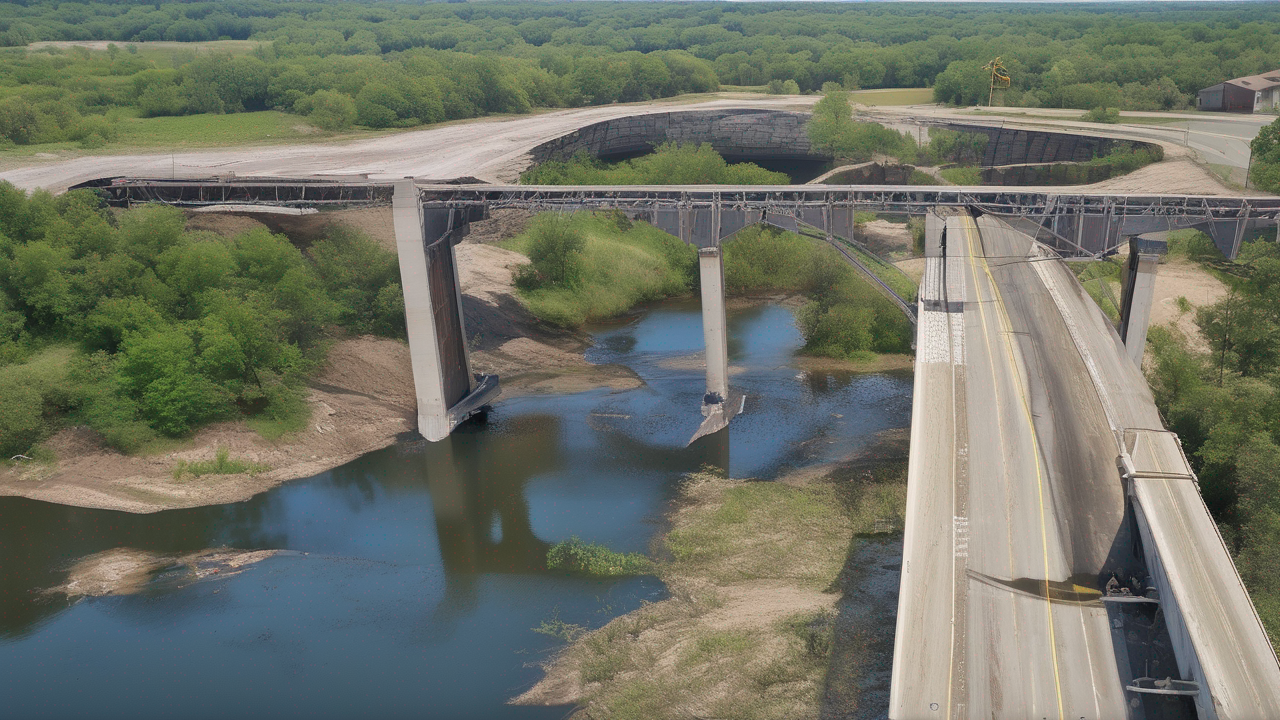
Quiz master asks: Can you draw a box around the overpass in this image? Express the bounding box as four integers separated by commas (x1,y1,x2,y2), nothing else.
74,176,1280,717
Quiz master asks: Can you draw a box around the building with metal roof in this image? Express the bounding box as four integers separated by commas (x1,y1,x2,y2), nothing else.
1198,70,1280,113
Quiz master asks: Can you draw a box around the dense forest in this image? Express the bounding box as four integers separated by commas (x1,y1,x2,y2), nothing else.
0,1,1278,147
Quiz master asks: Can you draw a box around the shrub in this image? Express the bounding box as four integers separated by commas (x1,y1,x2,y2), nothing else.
521,143,787,186
1083,106,1120,124
508,212,696,326
807,91,913,163
766,79,800,95
546,537,651,577
136,83,185,117
521,213,587,289
940,166,982,185
310,225,403,335
296,89,356,131
908,216,926,255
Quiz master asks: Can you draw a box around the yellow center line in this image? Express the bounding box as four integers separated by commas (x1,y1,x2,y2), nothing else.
960,219,1025,709
963,216,1066,720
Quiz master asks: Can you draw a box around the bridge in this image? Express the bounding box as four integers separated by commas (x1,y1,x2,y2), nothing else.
76,175,1280,718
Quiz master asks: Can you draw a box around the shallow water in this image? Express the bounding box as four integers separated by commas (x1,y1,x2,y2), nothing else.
0,301,911,720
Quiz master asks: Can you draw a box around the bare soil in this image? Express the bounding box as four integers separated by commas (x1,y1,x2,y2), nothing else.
0,213,639,513
860,219,913,259
894,257,926,284
1148,258,1229,354
46,547,282,598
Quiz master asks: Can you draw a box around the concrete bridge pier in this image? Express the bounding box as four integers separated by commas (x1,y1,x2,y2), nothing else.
1119,237,1161,367
699,246,730,412
393,180,499,441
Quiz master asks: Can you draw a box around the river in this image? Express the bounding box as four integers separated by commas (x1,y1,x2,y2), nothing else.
0,300,912,719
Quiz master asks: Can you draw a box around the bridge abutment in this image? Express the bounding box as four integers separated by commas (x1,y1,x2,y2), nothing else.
1119,237,1161,367
393,180,499,441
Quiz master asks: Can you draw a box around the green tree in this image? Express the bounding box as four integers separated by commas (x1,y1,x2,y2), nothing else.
115,327,230,435
1250,118,1280,193
520,214,586,289
296,89,356,131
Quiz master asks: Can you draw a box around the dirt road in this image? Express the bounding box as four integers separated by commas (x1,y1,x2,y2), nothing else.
0,95,816,193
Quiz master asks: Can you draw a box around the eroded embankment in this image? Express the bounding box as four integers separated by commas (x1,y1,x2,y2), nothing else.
514,428,909,720
0,209,640,514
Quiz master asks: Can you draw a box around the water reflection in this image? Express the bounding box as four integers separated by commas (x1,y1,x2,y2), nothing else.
0,300,909,719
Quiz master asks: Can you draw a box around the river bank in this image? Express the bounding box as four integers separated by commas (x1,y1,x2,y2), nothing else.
514,427,909,719
0,209,642,514
0,207,913,515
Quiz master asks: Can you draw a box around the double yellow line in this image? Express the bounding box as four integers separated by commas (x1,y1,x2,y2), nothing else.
960,215,1066,720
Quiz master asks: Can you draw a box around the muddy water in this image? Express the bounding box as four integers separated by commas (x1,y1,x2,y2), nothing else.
0,301,912,720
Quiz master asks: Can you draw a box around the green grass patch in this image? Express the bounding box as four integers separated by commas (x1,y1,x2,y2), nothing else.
841,239,918,303
504,212,696,327
680,630,756,668
940,166,982,185
114,111,327,149
172,446,269,480
665,481,851,587
847,87,934,106
547,537,652,577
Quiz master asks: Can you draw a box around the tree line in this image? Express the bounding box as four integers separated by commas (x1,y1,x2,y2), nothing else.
2,2,1279,147
0,186,404,457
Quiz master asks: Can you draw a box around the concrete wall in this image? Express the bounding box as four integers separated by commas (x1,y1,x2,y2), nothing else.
529,109,823,164
931,123,1160,168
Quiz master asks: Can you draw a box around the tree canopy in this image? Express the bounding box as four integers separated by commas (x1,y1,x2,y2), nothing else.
0,2,1277,147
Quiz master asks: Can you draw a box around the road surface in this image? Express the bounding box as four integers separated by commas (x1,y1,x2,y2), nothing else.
892,212,1280,718
0,96,819,193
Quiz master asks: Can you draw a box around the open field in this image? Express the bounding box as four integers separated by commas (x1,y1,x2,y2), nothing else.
848,88,934,106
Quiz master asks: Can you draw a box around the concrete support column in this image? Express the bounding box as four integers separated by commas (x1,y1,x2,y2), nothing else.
393,179,452,440
1119,237,1160,368
698,246,729,413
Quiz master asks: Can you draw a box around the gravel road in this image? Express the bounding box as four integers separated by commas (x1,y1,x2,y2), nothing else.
0,95,816,193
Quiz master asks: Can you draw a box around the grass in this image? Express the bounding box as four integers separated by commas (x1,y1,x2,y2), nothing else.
530,449,909,719
546,537,652,577
0,110,358,159
664,479,853,586
847,87,934,106
503,213,696,327
940,166,982,185
841,238,918,303
171,446,269,481
114,111,328,149
1072,258,1125,323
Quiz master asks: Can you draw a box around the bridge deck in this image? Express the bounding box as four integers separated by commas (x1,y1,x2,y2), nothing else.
891,214,1280,719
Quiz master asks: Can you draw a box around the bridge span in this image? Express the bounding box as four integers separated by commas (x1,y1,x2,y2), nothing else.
73,176,1280,716
894,212,1280,719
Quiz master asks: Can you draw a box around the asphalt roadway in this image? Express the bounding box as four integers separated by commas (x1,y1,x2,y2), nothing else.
891,213,1280,719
